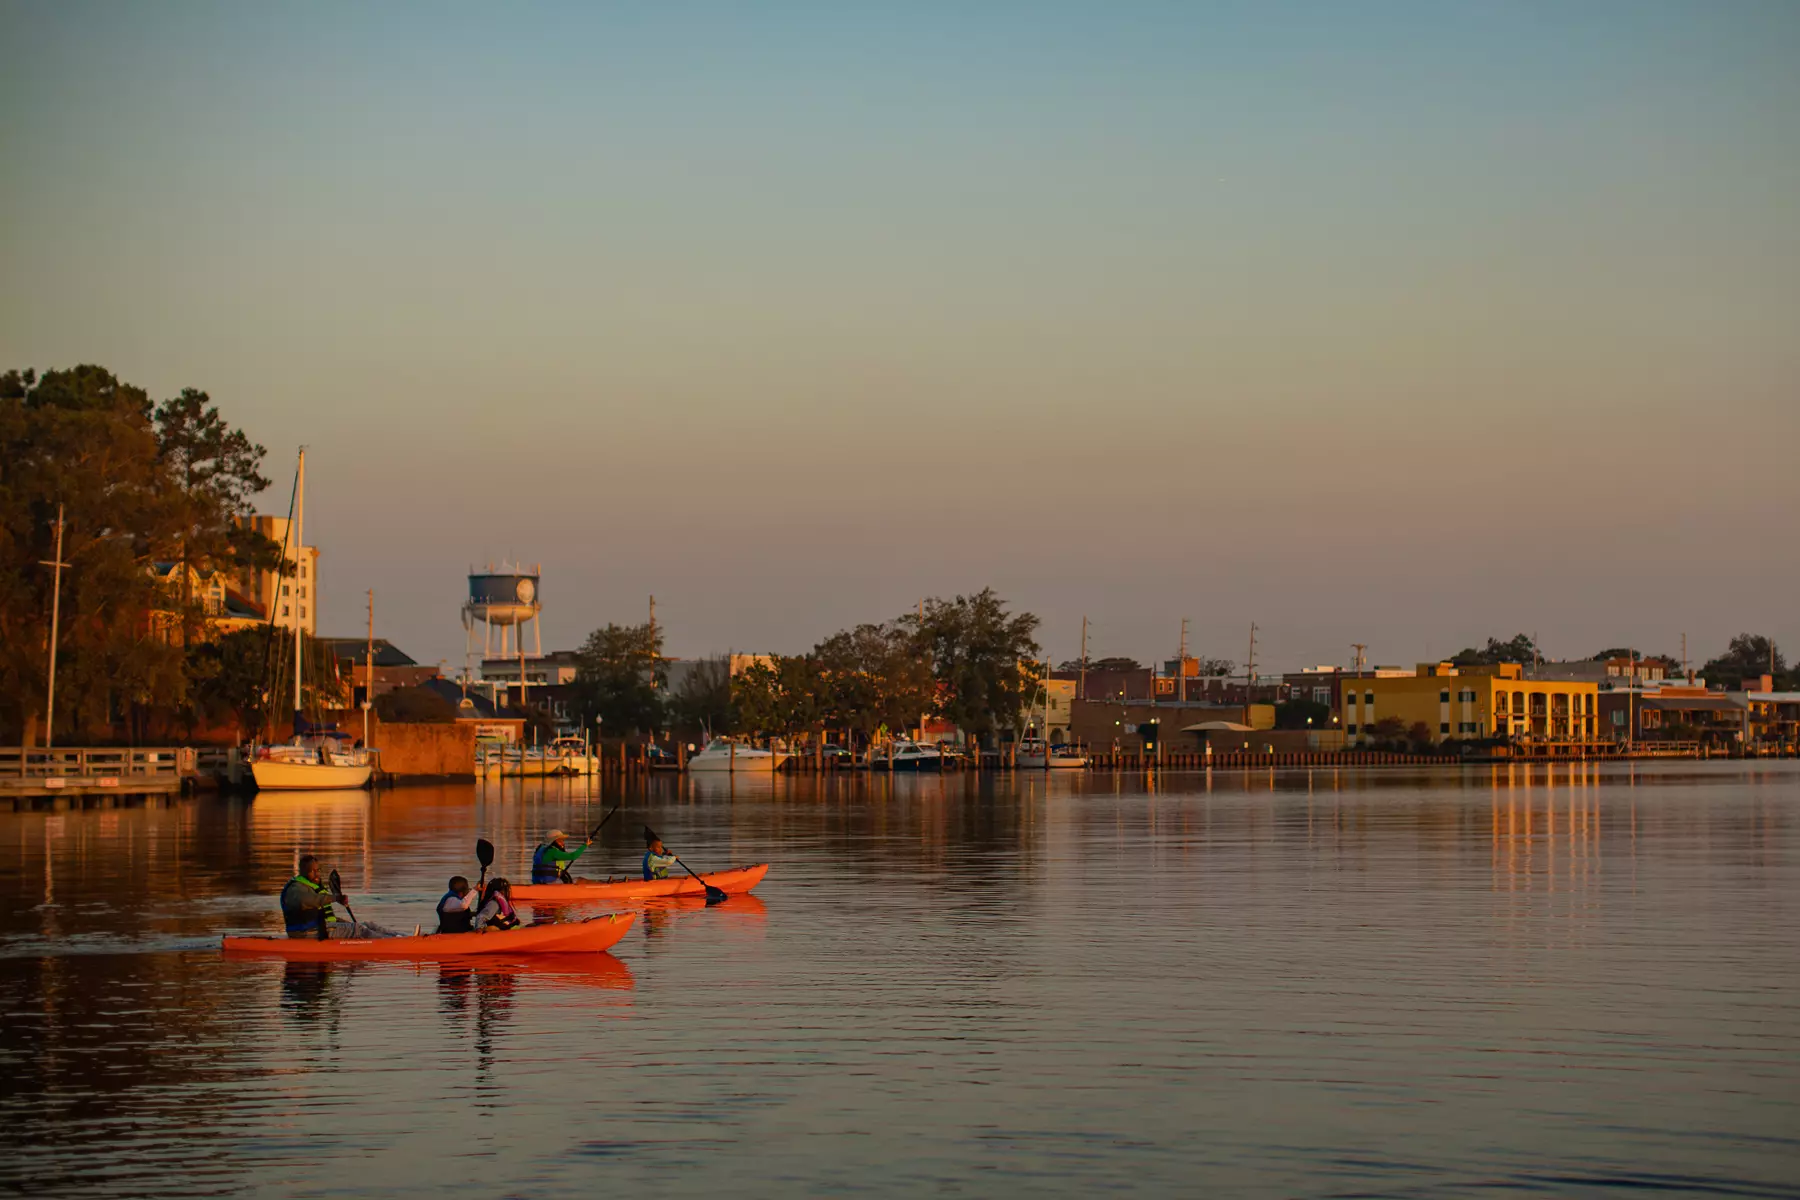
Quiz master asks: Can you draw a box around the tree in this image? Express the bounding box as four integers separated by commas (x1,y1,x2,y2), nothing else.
572,622,664,736
668,656,734,736
1367,716,1406,748
812,622,936,743
181,626,279,739
916,588,1040,741
1591,648,1681,673
1451,634,1538,667
1407,721,1435,752
733,655,823,738
1701,634,1788,689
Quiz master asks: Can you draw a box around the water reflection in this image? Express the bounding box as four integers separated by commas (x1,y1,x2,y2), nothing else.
1,764,1796,1197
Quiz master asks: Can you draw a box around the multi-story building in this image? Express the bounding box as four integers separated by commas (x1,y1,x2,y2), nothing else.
1342,662,1599,746
236,515,319,636
146,562,266,643
1528,657,1668,685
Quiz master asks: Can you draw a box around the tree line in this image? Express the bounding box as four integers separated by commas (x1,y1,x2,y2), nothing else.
566,588,1042,746
1,364,304,743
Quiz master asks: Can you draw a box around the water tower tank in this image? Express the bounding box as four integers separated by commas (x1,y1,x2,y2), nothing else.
466,571,540,626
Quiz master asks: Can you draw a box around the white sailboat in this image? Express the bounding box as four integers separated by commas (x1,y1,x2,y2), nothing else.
1017,661,1089,769
686,738,790,773
251,449,372,791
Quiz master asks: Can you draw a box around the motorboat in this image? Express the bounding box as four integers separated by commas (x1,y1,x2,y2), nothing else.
865,739,946,772
1015,737,1089,769
686,739,791,773
546,736,597,775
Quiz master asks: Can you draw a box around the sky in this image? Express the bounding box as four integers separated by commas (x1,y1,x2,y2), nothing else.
2,1,1796,675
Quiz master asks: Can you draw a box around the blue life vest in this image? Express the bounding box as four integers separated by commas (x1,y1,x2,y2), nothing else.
531,843,567,884
642,850,672,881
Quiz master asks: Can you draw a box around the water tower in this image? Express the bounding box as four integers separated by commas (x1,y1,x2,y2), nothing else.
463,562,542,665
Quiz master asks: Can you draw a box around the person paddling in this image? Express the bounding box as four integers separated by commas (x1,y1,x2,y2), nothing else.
642,833,677,881
471,878,522,932
530,829,591,885
280,855,399,939
436,876,478,934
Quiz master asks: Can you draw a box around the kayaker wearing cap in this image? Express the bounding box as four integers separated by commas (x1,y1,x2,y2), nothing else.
280,855,400,939
530,829,591,885
642,833,677,881
471,879,522,932
436,876,478,934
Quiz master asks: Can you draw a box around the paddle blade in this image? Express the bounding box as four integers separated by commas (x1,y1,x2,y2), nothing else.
642,823,660,846
704,886,728,905
328,869,343,895
476,838,495,869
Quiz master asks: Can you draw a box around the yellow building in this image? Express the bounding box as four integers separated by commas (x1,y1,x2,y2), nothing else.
1342,663,1598,746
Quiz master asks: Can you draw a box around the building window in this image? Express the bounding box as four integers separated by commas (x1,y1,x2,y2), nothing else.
1439,690,1450,703
1346,724,1358,735
282,584,290,597
300,606,306,619
1365,691,1374,704
1439,722,1449,734
282,605,290,617
300,587,306,599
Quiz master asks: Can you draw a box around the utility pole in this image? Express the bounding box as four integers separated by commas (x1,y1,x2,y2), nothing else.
1682,632,1689,683
40,504,68,750
363,589,374,748
1245,622,1259,714
1351,643,1367,677
1079,616,1089,702
649,594,658,689
1179,617,1189,704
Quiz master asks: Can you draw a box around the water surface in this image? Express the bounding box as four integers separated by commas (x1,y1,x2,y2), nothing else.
2,762,1796,1196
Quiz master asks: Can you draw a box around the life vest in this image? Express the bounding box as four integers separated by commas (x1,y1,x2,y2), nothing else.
531,843,570,885
436,890,474,934
482,888,521,931
642,850,672,881
282,874,337,936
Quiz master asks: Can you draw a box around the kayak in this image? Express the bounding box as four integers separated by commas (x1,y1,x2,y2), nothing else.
220,912,635,960
510,863,770,902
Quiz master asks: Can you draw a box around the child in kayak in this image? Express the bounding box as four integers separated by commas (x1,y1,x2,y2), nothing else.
642,834,677,881
471,879,522,932
530,829,591,884
436,876,478,933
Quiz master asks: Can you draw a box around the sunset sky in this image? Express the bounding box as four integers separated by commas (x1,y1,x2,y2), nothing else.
3,2,1795,672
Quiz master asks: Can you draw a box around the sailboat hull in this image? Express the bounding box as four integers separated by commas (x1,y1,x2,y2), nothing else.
251,760,372,790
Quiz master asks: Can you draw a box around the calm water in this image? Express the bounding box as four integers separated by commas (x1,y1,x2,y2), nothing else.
1,763,1796,1197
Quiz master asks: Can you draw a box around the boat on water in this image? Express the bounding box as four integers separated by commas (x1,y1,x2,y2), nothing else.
251,449,373,793
511,863,770,902
546,736,597,774
221,912,635,960
1015,737,1090,769
686,739,790,773
865,739,947,771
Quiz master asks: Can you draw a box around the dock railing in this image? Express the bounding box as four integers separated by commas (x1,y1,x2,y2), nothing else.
1,747,193,785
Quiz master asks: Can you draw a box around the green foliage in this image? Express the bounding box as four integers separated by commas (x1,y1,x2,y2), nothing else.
181,627,279,737
1700,633,1788,688
1365,716,1407,749
916,588,1040,739
1407,721,1435,752
573,621,665,735
1057,655,1142,672
1273,699,1331,730
812,622,936,739
1451,634,1538,667
374,686,457,724
668,656,734,736
732,656,821,736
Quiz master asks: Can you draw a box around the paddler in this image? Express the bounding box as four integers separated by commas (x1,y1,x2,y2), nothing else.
436,875,478,934
280,855,399,938
470,878,523,932
642,832,677,881
530,829,591,885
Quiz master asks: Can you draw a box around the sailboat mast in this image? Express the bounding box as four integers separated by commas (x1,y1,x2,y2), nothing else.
292,449,305,722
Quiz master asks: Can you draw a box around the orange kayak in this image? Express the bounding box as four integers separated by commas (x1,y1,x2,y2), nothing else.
220,912,635,959
510,863,770,903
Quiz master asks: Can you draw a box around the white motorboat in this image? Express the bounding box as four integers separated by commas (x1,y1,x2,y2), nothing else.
686,739,791,773
251,449,372,792
547,736,598,775
1015,737,1089,770
865,739,947,771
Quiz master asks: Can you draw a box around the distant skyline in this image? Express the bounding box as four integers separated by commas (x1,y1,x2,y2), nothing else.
3,2,1796,673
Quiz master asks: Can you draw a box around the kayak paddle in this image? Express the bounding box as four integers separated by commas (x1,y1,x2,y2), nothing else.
642,823,727,905
585,802,622,842
328,868,358,927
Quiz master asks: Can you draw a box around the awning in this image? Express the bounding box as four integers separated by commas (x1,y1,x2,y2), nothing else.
1181,721,1254,733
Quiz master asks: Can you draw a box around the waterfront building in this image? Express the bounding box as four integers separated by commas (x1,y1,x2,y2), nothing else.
1070,698,1276,754
1021,679,1077,742
1342,663,1599,746
1740,678,1800,752
1528,657,1669,685
146,562,266,642
1595,685,1744,750
316,639,441,706
235,515,318,636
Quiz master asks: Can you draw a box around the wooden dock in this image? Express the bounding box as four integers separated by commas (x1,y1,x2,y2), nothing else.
0,747,194,811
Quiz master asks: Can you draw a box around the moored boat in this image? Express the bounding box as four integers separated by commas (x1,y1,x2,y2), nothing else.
510,863,770,902
221,912,635,959
686,739,789,773
864,739,945,771
1015,737,1090,769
